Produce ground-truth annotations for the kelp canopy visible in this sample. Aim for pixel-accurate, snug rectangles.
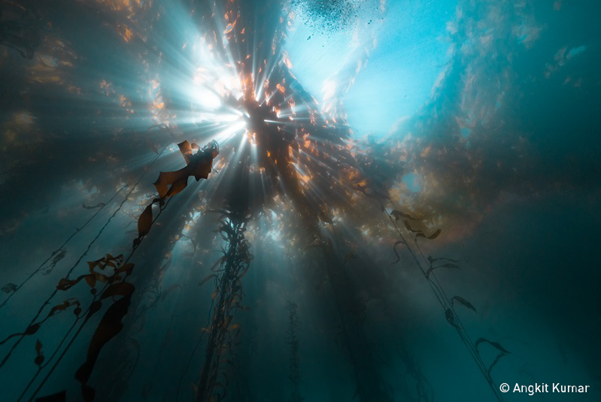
[1,0,600,401]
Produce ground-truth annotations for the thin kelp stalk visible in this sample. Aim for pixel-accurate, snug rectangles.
[316,238,393,402]
[196,208,252,402]
[396,345,434,402]
[16,139,217,401]
[268,142,392,401]
[385,208,507,402]
[0,124,175,362]
[0,1,41,59]
[25,197,175,402]
[0,185,127,311]
[286,301,303,402]
[0,177,148,370]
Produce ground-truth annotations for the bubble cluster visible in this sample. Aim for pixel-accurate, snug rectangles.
[291,0,380,33]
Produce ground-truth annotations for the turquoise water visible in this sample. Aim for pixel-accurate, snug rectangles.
[0,1,599,401]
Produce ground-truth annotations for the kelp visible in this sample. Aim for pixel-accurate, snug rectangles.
[35,390,66,402]
[1,283,17,294]
[9,253,137,401]
[4,137,215,401]
[396,345,434,402]
[0,1,540,399]
[67,140,219,401]
[34,339,44,367]
[133,140,219,248]
[75,283,135,401]
[34,254,137,401]
[391,240,405,265]
[56,254,133,292]
[154,140,219,198]
[286,302,303,402]
[82,203,106,210]
[475,338,511,376]
[42,249,66,276]
[451,296,477,313]
[196,208,252,402]
[0,1,41,59]
[308,234,394,402]
[0,298,81,346]
[391,210,418,221]
[403,220,441,241]
[384,206,508,402]
[425,262,461,279]
[0,186,127,311]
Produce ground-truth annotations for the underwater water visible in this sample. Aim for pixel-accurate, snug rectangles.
[1,0,600,401]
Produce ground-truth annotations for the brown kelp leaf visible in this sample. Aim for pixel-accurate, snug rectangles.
[222,315,233,329]
[88,301,102,316]
[84,275,96,288]
[475,338,510,355]
[428,256,460,264]
[445,308,459,329]
[403,220,416,232]
[154,171,187,199]
[487,352,506,375]
[75,290,134,401]
[239,265,250,279]
[116,263,134,276]
[416,229,441,240]
[210,256,225,272]
[1,323,40,346]
[476,337,510,375]
[35,390,67,402]
[199,274,217,287]
[154,140,218,198]
[25,323,40,335]
[451,296,477,312]
[44,250,67,275]
[57,276,85,291]
[178,140,194,164]
[404,221,441,240]
[426,262,461,279]
[48,300,76,317]
[82,203,106,210]
[100,283,134,300]
[87,254,123,275]
[103,255,118,268]
[391,240,405,265]
[2,283,17,293]
[35,339,44,366]
[391,210,417,221]
[137,205,153,238]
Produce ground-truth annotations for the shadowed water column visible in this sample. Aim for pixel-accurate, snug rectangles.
[278,156,394,401]
[286,301,303,402]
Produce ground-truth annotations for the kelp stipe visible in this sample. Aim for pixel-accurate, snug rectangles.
[385,204,510,402]
[0,186,126,311]
[196,207,252,402]
[286,301,303,402]
[8,136,218,401]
